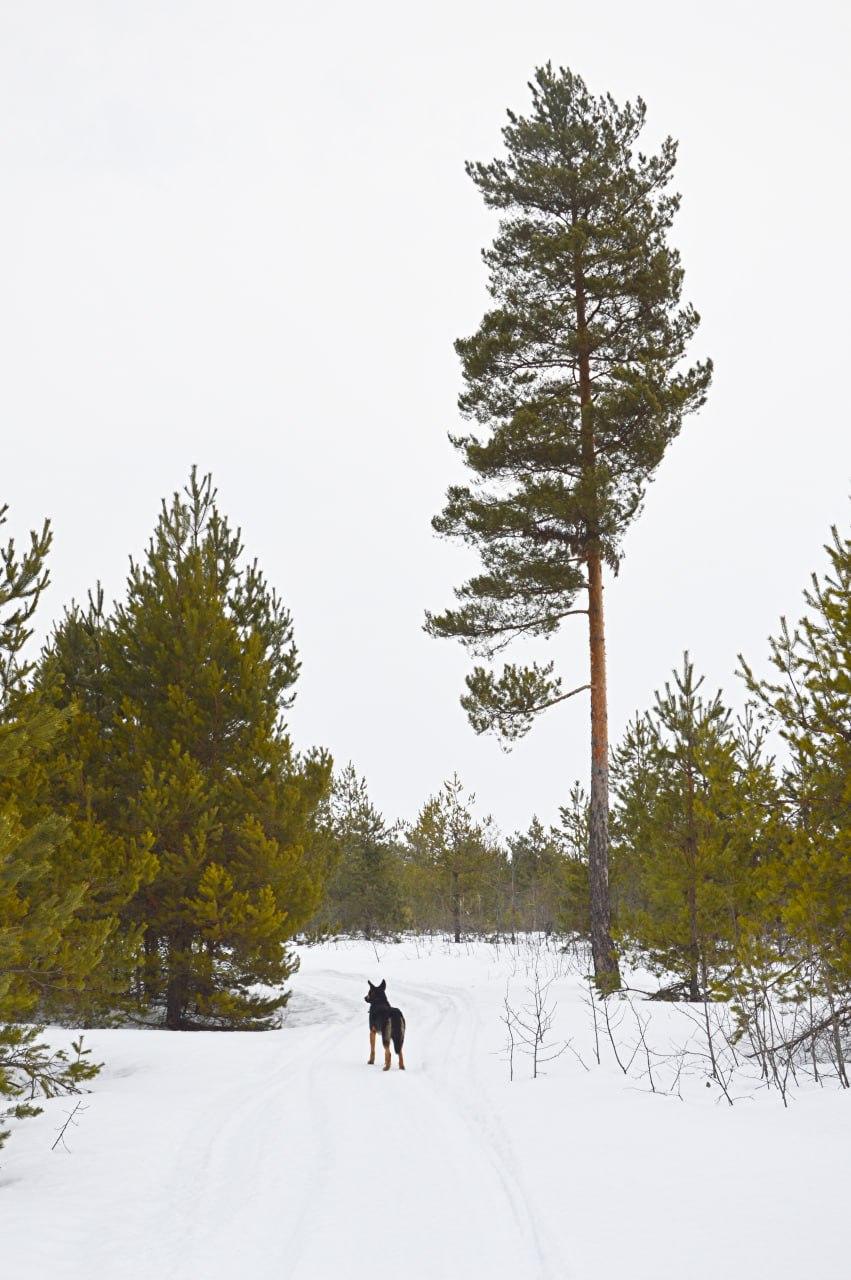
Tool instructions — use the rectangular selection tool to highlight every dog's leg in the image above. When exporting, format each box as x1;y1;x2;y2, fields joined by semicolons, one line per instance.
368;1028;376;1065
398;1047;405;1071
383;1044;391;1071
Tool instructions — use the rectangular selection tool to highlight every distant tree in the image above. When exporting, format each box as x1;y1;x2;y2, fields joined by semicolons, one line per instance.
507;805;587;937
43;471;332;1029
553;784;593;938
426;66;711;990
508;817;560;934
608;712;657;930
405;776;505;941
0;504;100;1148
318;764;404;938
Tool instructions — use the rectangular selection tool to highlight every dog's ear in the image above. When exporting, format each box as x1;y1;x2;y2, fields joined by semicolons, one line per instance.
379;979;386;991
367;980;375;989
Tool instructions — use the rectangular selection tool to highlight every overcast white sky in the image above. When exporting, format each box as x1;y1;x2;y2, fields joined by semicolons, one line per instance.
2;1;848;835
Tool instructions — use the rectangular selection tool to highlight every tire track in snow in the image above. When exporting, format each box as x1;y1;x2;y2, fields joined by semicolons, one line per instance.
119;964;564;1280
399;976;562;1280
159;991;351;1279
280;965;561;1280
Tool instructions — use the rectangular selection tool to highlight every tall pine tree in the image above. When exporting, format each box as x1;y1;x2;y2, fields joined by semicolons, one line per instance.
426;66;711;989
43;471;332;1029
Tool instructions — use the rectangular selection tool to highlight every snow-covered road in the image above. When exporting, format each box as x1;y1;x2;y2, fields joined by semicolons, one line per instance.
2;940;847;1279
276;970;554;1280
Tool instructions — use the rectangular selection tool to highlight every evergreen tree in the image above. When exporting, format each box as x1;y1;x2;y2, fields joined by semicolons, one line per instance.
611;656;774;998
318;764;404;938
507;806;587;937
25;589;157;1022
426;66;711;990
507;817;560;934
0;504;100;1147
553;783;593;937
43;471;332;1029
404;776;505;940
740;518;851;1016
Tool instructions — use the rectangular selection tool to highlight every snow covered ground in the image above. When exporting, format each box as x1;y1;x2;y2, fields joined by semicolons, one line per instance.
2;937;847;1279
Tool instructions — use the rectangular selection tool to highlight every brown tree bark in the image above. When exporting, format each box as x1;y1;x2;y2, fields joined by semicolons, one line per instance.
142;929;160;1002
451;867;461;944
586;550;620;989
684;756;701;1001
165;978;184;1030
576;264;621;992
165;932;189;1029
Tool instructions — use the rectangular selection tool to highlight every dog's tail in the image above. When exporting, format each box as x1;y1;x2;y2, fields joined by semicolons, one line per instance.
390;1010;405;1055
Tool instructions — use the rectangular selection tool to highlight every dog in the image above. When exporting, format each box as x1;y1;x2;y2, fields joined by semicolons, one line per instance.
364;979;406;1071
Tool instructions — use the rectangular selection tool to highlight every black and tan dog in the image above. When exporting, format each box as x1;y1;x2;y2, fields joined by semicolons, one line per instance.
364;979;406;1071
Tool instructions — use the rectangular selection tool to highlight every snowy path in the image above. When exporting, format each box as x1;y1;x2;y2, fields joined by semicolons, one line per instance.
2;940;848;1280
274;972;554;1280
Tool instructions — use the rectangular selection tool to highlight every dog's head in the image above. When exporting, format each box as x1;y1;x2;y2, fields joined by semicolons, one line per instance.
364;979;387;1005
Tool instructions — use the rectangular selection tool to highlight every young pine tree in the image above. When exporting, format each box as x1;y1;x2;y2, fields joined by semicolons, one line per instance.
507;817;560;934
426;66;711;990
740;517;851;1022
44;471;332;1029
318;764;404;938
404;776;505;941
507;810;588;937
612;656;773;999
0;505;100;1147
553;783;593;938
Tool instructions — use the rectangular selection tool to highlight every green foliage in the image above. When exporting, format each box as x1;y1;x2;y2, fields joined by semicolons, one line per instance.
507;799;588;936
0;1027;100;1150
316;765;404;938
0;503;52;699
554;784;593;935
40;470;332;1029
16;595;156;1022
0;503;102;1149
612;656;778;998
0;708;92;1023
461;662;579;743
739;518;851;1004
403;776;506;940
426;63;710;739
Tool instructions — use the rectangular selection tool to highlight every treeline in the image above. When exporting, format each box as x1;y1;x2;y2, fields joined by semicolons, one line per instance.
316;769;587;941
321;516;850;1057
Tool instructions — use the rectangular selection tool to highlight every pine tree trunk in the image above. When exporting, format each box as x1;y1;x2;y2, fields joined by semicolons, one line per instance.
686;887;700;1000
587;550;620;990
684;755;701;1000
451;867;461;943
142;929;160;1002
509;860;516;944
165;932;189;1029
165;977;184;1030
576;266;621;992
